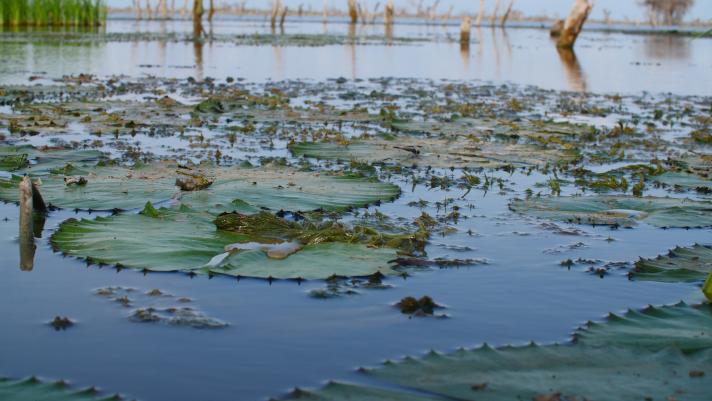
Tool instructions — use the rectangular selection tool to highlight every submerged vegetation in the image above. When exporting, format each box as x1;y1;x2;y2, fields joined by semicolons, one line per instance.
0;0;107;27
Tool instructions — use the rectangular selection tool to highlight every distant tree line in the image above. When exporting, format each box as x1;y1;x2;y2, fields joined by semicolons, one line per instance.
641;0;694;26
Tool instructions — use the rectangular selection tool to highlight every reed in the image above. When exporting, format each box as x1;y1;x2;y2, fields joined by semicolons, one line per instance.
0;0;107;27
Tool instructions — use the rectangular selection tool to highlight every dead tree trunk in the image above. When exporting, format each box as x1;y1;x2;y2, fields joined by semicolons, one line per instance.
323;0;329;23
348;0;359;24
490;0;500;25
500;0;514;27
279;6;288;28
557;0;592;49
460;15;471;45
193;0;204;37
475;0;485;26
271;0;280;28
208;0;215;21
384;0;394;25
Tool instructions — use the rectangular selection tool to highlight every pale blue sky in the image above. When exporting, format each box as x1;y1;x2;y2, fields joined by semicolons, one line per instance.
108;0;712;21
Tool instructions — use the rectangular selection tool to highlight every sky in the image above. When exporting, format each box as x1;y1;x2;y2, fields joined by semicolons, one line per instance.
108;0;712;21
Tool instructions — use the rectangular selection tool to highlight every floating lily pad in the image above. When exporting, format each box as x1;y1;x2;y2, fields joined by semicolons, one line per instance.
0;377;123;401
0;146;103;176
0;154;399;212
510;196;712;228
632;244;712;282
0;165;176;211
652;172;711;193
179;168;401;213
51;206;399;280
284;303;712;401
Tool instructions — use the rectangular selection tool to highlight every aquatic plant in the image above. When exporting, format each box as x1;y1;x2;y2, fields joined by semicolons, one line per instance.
0;376;124;401
632;244;712;283
278;302;712;401
0;0;107;27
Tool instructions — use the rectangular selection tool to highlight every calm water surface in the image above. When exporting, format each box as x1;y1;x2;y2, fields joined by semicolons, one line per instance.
0;18;710;401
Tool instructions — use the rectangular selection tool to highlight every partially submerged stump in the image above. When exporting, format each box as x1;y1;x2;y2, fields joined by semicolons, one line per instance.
348;0;359;24
557;0;593;49
460;16;471;45
384;0;394;25
270;0;281;28
550;19;565;37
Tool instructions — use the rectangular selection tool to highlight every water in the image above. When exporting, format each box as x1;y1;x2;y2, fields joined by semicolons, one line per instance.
0;17;710;401
0;18;710;94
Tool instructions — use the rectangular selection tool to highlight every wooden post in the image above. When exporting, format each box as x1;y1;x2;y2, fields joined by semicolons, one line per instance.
460;15;471;45
557;0;592;49
500;0;514;27
146;0;153;19
475;0;485;26
384;0;394;25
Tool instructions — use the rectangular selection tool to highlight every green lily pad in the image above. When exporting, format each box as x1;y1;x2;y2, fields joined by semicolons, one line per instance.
704;273;712;301
51;206;399;280
0;146;103;176
0;154;400;212
283;303;712;401
509;195;712;228
0;377;123;401
652;172;711;193
632;244;712;283
179;168;401;213
0;165;176;211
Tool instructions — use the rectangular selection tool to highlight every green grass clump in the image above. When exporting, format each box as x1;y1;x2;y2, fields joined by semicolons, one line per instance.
1;0;107;27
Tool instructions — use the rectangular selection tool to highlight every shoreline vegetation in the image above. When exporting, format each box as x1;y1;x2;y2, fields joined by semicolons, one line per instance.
0;0;107;27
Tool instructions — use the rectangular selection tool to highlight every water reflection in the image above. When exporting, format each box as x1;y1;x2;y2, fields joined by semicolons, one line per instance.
557;47;587;92
644;35;691;60
193;39;204;81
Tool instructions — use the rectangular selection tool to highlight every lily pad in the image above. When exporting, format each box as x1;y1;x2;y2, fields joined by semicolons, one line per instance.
0;146;103;176
51;206;399;280
652;172;711;193
510;195;712;228
0;165;176;211
283;303;712;401
0;157;400;212
179;168;401;213
0;377;123;401
632;244;712;282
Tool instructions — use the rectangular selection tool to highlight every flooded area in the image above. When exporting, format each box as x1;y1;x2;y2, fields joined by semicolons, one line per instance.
0;18;711;94
0;15;711;401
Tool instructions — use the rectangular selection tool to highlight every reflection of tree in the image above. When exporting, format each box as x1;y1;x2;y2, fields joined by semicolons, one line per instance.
645;35;690;59
557;46;587;92
642;0;694;26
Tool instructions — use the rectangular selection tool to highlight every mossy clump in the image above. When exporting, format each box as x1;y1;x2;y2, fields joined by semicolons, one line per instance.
214;211;427;255
49;316;74;331
396;296;439;316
